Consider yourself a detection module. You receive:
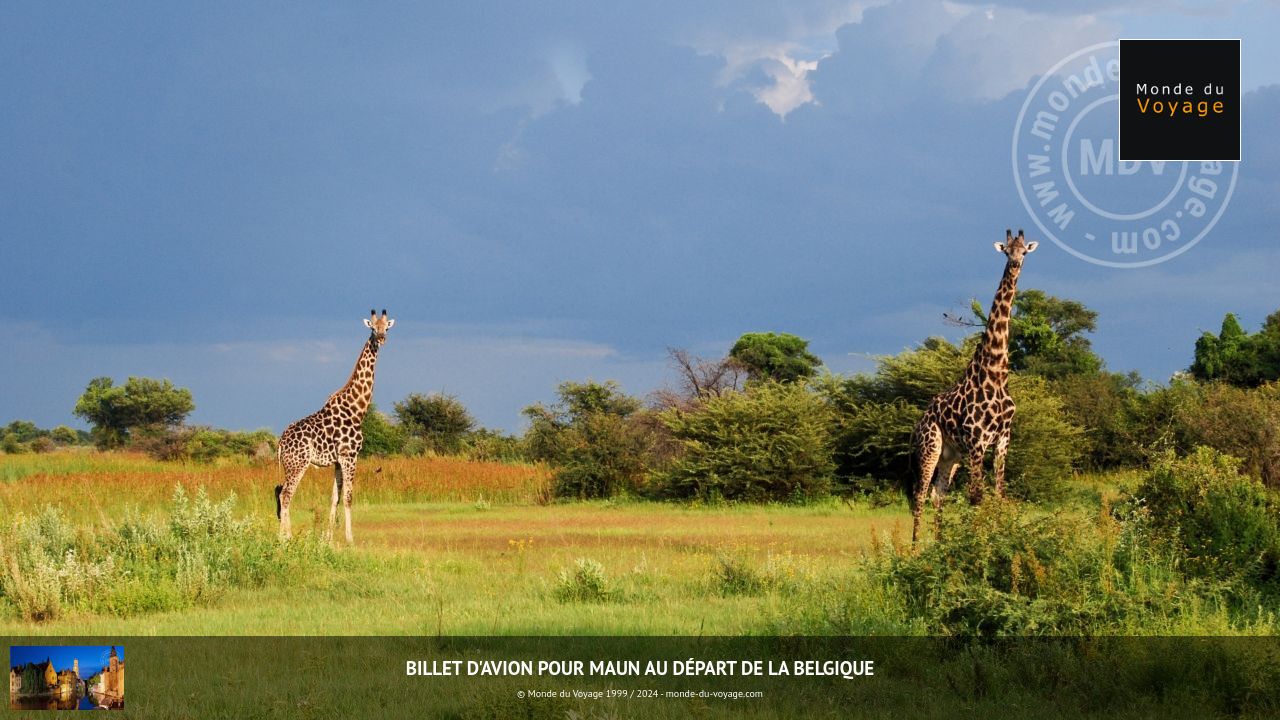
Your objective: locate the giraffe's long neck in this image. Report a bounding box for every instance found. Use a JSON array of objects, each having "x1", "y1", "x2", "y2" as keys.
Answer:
[
  {"x1": 969, "y1": 259, "x2": 1021, "y2": 383},
  {"x1": 329, "y1": 336, "x2": 379, "y2": 418}
]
